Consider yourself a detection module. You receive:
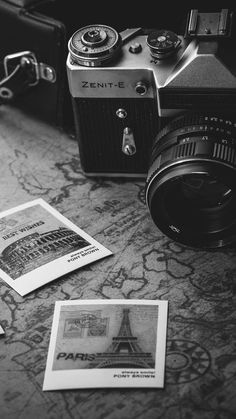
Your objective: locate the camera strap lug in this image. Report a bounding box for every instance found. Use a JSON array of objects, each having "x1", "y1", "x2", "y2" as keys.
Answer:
[{"x1": 0, "y1": 51, "x2": 56, "y2": 104}]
